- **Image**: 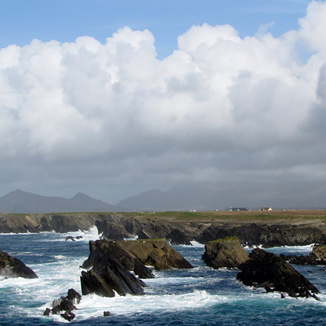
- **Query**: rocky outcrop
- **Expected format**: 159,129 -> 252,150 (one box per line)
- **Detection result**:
96,217 -> 193,245
237,248 -> 319,299
0,213 -> 99,233
121,239 -> 193,270
80,238 -> 192,297
80,239 -> 151,297
202,236 -> 249,269
44,288 -> 81,322
0,250 -> 38,279
82,239 -> 154,279
197,223 -> 326,248
281,245 -> 326,265
80,264 -> 146,297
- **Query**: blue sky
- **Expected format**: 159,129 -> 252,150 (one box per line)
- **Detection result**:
1,0 -> 326,208
0,0 -> 310,58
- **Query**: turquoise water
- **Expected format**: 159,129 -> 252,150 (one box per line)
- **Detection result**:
0,229 -> 326,325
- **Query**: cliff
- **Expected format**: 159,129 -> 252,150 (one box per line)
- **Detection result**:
1,211 -> 326,247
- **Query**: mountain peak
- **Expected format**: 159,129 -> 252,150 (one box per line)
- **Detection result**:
71,192 -> 91,200
0,190 -> 116,213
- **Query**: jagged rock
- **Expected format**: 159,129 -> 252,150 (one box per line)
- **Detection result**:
95,219 -> 133,240
80,239 -> 149,297
44,288 -> 81,322
166,229 -> 192,245
65,236 -> 76,241
121,238 -> 193,270
202,236 -> 249,269
80,258 -> 146,297
82,239 -> 154,279
0,250 -> 38,279
104,311 -> 110,317
95,216 -> 193,245
237,248 -> 319,299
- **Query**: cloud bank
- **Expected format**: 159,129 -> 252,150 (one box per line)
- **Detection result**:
1,1 -> 326,205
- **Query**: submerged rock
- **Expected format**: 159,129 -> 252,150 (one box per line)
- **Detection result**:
0,250 -> 38,279
202,236 -> 249,269
237,248 -> 319,299
121,238 -> 193,270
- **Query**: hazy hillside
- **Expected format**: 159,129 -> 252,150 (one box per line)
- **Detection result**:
0,190 -> 117,213
117,184 -> 226,211
116,182 -> 294,211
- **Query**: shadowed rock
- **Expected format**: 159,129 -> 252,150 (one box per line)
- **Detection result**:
0,250 -> 38,279
44,288 -> 81,322
237,248 -> 319,299
82,239 -> 154,279
202,236 -> 249,269
80,239 -> 150,297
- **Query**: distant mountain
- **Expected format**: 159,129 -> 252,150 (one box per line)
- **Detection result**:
0,190 -> 117,213
116,183 -> 279,211
117,185 -> 225,211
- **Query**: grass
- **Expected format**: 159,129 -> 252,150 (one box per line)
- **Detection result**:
127,209 -> 326,224
3,209 -> 326,224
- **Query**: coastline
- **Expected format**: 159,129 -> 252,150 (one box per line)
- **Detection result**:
1,210 -> 326,247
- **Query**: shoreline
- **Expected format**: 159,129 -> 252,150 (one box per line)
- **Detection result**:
1,210 -> 326,247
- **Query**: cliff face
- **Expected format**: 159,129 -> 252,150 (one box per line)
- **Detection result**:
1,212 -> 326,248
0,213 -> 99,233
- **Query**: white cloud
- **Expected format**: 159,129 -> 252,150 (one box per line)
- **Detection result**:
1,2 -> 326,204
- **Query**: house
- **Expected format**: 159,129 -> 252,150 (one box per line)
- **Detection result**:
261,207 -> 273,211
229,207 -> 248,211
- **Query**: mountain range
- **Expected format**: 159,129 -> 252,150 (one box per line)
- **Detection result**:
0,186 -> 225,213
0,190 -> 117,214
0,183 -> 321,213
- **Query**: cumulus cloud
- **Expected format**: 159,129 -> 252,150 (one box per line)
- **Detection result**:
1,1 -> 326,205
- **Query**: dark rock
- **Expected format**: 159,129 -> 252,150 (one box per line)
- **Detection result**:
67,288 -> 82,304
43,308 -> 51,316
121,238 -> 193,270
95,219 -> 133,240
60,312 -> 75,322
44,288 -> 81,322
80,259 -> 146,297
166,229 -> 192,245
82,239 -> 154,279
202,236 -> 249,269
0,250 -> 38,279
80,240 -> 149,297
237,248 -> 319,299
95,216 -> 194,246
65,236 -> 76,241
104,311 -> 110,317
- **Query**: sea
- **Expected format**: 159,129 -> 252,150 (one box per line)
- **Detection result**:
1,228 -> 326,325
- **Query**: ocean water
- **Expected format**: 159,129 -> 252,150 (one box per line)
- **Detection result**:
0,229 -> 326,325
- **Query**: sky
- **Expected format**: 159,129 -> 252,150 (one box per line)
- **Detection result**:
0,0 -> 326,207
